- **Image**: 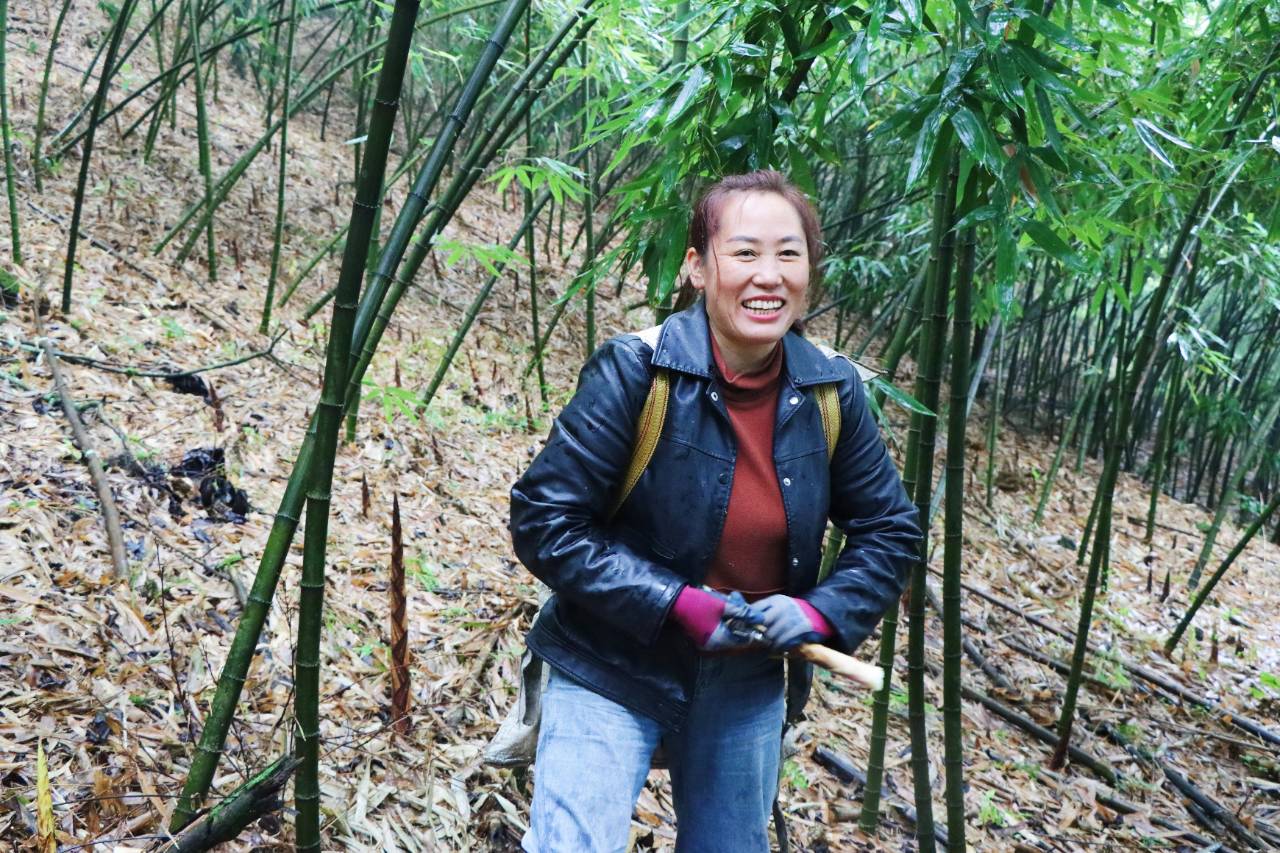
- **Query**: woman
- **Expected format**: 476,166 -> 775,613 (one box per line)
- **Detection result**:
510,170 -> 920,851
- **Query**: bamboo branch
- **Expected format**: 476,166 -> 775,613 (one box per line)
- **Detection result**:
157,755 -> 299,852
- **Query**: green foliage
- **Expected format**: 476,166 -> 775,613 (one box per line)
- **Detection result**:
1251,672 -> 1280,701
490,156 -> 585,204
432,237 -> 527,276
782,759 -> 809,791
976,789 -> 1022,828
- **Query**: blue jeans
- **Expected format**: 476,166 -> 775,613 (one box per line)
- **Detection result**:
522,653 -> 785,853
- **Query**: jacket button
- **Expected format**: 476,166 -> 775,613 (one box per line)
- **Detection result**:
710,391 -> 719,402
782,477 -> 792,487
791,557 -> 800,566
718,472 -> 729,485
789,395 -> 800,405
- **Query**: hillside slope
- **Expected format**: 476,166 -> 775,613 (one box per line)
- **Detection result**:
2,7 -> 1278,850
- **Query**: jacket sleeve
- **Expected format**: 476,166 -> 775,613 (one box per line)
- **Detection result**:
509,336 -> 686,647
800,361 -> 921,654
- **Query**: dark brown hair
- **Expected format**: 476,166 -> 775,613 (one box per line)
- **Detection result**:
674,170 -> 824,316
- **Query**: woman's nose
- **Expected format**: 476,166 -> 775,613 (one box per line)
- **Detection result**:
754,258 -> 784,285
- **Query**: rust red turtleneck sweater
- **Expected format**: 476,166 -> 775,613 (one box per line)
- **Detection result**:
703,336 -> 788,600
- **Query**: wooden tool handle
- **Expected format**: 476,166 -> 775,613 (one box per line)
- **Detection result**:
792,644 -> 884,691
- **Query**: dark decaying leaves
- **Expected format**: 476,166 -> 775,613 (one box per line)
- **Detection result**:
164,373 -> 210,398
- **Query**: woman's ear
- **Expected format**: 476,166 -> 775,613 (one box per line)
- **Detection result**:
684,247 -> 705,290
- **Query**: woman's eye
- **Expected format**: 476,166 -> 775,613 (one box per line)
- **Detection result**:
734,250 -> 756,258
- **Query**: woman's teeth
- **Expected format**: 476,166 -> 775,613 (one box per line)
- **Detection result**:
743,299 -> 783,315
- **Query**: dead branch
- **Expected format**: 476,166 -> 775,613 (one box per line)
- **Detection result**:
1099,723 -> 1273,849
15,329 -> 287,380
947,569 -> 1280,750
957,678 -> 1120,786
34,310 -> 128,578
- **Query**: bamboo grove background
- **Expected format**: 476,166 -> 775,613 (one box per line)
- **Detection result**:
1,0 -> 1279,849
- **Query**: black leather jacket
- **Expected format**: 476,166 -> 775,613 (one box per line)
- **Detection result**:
509,303 -> 920,729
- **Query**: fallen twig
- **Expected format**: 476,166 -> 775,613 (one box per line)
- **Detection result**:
14,329 -> 287,380
34,306 -> 128,579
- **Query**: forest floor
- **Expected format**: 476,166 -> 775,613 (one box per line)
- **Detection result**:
3,8 -> 1280,851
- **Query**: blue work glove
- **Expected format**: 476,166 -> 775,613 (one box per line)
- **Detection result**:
754,594 -> 827,652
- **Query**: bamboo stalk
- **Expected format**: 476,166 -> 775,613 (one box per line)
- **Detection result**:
154,0 -> 506,261
292,0 -> 419,845
52,0 -> 363,156
343,6 -> 592,411
523,8 -> 544,402
33,0 -> 73,193
188,0 -> 218,281
1143,356 -> 1183,544
1166,489 -> 1280,655
1187,393 -> 1280,588
941,225 -> 973,848
61,0 -> 140,313
159,755 -> 299,852
903,151 -> 957,853
0,0 -> 20,264
261,0 -> 298,332
581,42 -> 595,357
167,0 -> 422,834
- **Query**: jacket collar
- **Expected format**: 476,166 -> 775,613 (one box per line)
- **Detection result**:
651,301 -> 843,388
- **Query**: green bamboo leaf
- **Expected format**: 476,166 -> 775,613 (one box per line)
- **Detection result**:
871,376 -> 935,417
666,64 -> 707,124
1021,217 -> 1086,270
729,42 -> 766,57
713,55 -> 732,102
942,46 -> 983,100
873,93 -> 939,139
996,219 -> 1016,286
1131,118 -> 1176,169
1017,11 -> 1091,51
1033,85 -> 1064,159
953,0 -> 981,33
1009,42 -> 1071,94
868,0 -> 886,41
899,0 -> 922,29
950,106 -> 1000,175
1133,116 -> 1195,150
954,203 -> 998,230
907,108 -> 941,187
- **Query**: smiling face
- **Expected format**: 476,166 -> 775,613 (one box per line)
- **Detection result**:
686,190 -> 811,374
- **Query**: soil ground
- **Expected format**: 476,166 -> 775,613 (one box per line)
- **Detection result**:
2,6 -> 1279,850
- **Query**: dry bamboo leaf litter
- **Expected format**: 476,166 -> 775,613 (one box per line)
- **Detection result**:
1,6 -> 1279,851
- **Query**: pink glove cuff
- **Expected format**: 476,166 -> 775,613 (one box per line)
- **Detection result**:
670,586 -> 725,646
795,599 -> 834,640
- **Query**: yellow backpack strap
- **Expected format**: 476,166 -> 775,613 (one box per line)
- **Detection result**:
815,383 -> 841,461
610,327 -> 667,518
812,341 -> 878,461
